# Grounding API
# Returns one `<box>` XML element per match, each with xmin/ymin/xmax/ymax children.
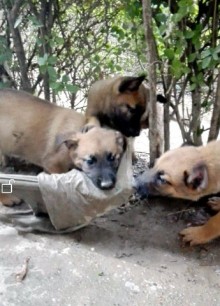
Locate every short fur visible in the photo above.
<box><xmin>134</xmin><ymin>140</ymin><xmax>220</xmax><ymax>245</ymax></box>
<box><xmin>85</xmin><ymin>75</ymin><xmax>166</xmax><ymax>137</ymax></box>
<box><xmin>0</xmin><ymin>89</ymin><xmax>126</xmax><ymax>205</ymax></box>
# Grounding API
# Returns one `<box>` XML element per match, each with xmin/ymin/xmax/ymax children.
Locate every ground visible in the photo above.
<box><xmin>1</xmin><ymin>134</ymin><xmax>220</xmax><ymax>306</ymax></box>
<box><xmin>1</xmin><ymin>196</ymin><xmax>220</xmax><ymax>306</ymax></box>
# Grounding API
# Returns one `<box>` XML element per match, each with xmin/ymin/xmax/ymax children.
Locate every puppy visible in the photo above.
<box><xmin>85</xmin><ymin>75</ymin><xmax>166</xmax><ymax>137</ymax></box>
<box><xmin>134</xmin><ymin>140</ymin><xmax>220</xmax><ymax>245</ymax></box>
<box><xmin>0</xmin><ymin>89</ymin><xmax>127</xmax><ymax>205</ymax></box>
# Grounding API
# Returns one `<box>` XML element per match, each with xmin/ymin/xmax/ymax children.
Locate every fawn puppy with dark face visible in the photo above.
<box><xmin>0</xmin><ymin>89</ymin><xmax>127</xmax><ymax>205</ymax></box>
<box><xmin>85</xmin><ymin>75</ymin><xmax>166</xmax><ymax>137</ymax></box>
<box><xmin>134</xmin><ymin>140</ymin><xmax>220</xmax><ymax>245</ymax></box>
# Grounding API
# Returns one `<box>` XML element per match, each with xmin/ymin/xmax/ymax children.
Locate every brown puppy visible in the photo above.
<box><xmin>0</xmin><ymin>89</ymin><xmax>127</xmax><ymax>205</ymax></box>
<box><xmin>85</xmin><ymin>75</ymin><xmax>166</xmax><ymax>137</ymax></box>
<box><xmin>134</xmin><ymin>140</ymin><xmax>220</xmax><ymax>245</ymax></box>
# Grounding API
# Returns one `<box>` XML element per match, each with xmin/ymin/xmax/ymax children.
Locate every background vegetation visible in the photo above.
<box><xmin>0</xmin><ymin>0</ymin><xmax>219</xmax><ymax>158</ymax></box>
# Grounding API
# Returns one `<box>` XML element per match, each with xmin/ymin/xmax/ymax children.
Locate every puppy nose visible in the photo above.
<box><xmin>100</xmin><ymin>180</ymin><xmax>114</xmax><ymax>190</ymax></box>
<box><xmin>98</xmin><ymin>177</ymin><xmax>116</xmax><ymax>190</ymax></box>
<box><xmin>132</xmin><ymin>176</ymin><xmax>149</xmax><ymax>199</ymax></box>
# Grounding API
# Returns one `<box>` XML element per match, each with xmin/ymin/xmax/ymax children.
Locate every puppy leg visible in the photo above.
<box><xmin>180</xmin><ymin>212</ymin><xmax>220</xmax><ymax>245</ymax></box>
<box><xmin>207</xmin><ymin>197</ymin><xmax>220</xmax><ymax>211</ymax></box>
<box><xmin>0</xmin><ymin>193</ymin><xmax>22</xmax><ymax>206</ymax></box>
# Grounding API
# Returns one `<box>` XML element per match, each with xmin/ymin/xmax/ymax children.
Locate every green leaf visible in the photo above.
<box><xmin>49</xmin><ymin>40</ymin><xmax>55</xmax><ymax>48</ymax></box>
<box><xmin>212</xmin><ymin>52</ymin><xmax>219</xmax><ymax>61</ymax></box>
<box><xmin>182</xmin><ymin>66</ymin><xmax>191</xmax><ymax>74</ymax></box>
<box><xmin>159</xmin><ymin>24</ymin><xmax>167</xmax><ymax>36</ymax></box>
<box><xmin>38</xmin><ymin>54</ymin><xmax>48</xmax><ymax>66</ymax></box>
<box><xmin>36</xmin><ymin>38</ymin><xmax>43</xmax><ymax>47</ymax></box>
<box><xmin>197</xmin><ymin>73</ymin><xmax>205</xmax><ymax>86</ymax></box>
<box><xmin>188</xmin><ymin>53</ymin><xmax>196</xmax><ymax>63</ymax></box>
<box><xmin>173</xmin><ymin>12</ymin><xmax>185</xmax><ymax>23</ymax></box>
<box><xmin>184</xmin><ymin>30</ymin><xmax>194</xmax><ymax>39</ymax></box>
<box><xmin>93</xmin><ymin>54</ymin><xmax>100</xmax><ymax>62</ymax></box>
<box><xmin>55</xmin><ymin>37</ymin><xmax>64</xmax><ymax>45</ymax></box>
<box><xmin>39</xmin><ymin>66</ymin><xmax>47</xmax><ymax>74</ymax></box>
<box><xmin>111</xmin><ymin>26</ymin><xmax>125</xmax><ymax>39</ymax></box>
<box><xmin>62</xmin><ymin>75</ymin><xmax>70</xmax><ymax>82</ymax></box>
<box><xmin>50</xmin><ymin>82</ymin><xmax>62</xmax><ymax>90</ymax></box>
<box><xmin>115</xmin><ymin>64</ymin><xmax>122</xmax><ymax>71</ymax></box>
<box><xmin>48</xmin><ymin>55</ymin><xmax>57</xmax><ymax>65</ymax></box>
<box><xmin>155</xmin><ymin>13</ymin><xmax>167</xmax><ymax>23</ymax></box>
<box><xmin>28</xmin><ymin>16</ymin><xmax>43</xmax><ymax>27</ymax></box>
<box><xmin>171</xmin><ymin>58</ymin><xmax>183</xmax><ymax>78</ymax></box>
<box><xmin>202</xmin><ymin>56</ymin><xmax>211</xmax><ymax>69</ymax></box>
<box><xmin>201</xmin><ymin>49</ymin><xmax>211</xmax><ymax>59</ymax></box>
<box><xmin>190</xmin><ymin>83</ymin><xmax>197</xmax><ymax>91</ymax></box>
<box><xmin>65</xmin><ymin>84</ymin><xmax>79</xmax><ymax>93</ymax></box>
<box><xmin>164</xmin><ymin>49</ymin><xmax>174</xmax><ymax>60</ymax></box>
<box><xmin>0</xmin><ymin>52</ymin><xmax>12</xmax><ymax>63</ymax></box>
<box><xmin>214</xmin><ymin>45</ymin><xmax>220</xmax><ymax>54</ymax></box>
<box><xmin>47</xmin><ymin>66</ymin><xmax>57</xmax><ymax>81</ymax></box>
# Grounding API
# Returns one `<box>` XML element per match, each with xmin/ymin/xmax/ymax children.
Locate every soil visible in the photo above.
<box><xmin>0</xmin><ymin>153</ymin><xmax>220</xmax><ymax>305</ymax></box>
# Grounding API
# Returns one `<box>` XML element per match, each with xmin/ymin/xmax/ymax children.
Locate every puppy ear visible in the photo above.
<box><xmin>184</xmin><ymin>163</ymin><xmax>208</xmax><ymax>191</ymax></box>
<box><xmin>55</xmin><ymin>133</ymin><xmax>78</xmax><ymax>150</ymax></box>
<box><xmin>156</xmin><ymin>94</ymin><xmax>167</xmax><ymax>104</ymax></box>
<box><xmin>118</xmin><ymin>75</ymin><xmax>146</xmax><ymax>93</ymax></box>
<box><xmin>115</xmin><ymin>131</ymin><xmax>127</xmax><ymax>151</ymax></box>
<box><xmin>64</xmin><ymin>139</ymin><xmax>78</xmax><ymax>150</ymax></box>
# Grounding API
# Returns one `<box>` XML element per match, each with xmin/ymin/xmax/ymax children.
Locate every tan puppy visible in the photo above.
<box><xmin>134</xmin><ymin>140</ymin><xmax>220</xmax><ymax>245</ymax></box>
<box><xmin>85</xmin><ymin>75</ymin><xmax>166</xmax><ymax>137</ymax></box>
<box><xmin>0</xmin><ymin>89</ymin><xmax>127</xmax><ymax>205</ymax></box>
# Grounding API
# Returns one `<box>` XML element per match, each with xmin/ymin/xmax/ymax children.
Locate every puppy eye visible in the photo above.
<box><xmin>158</xmin><ymin>175</ymin><xmax>166</xmax><ymax>184</ymax></box>
<box><xmin>86</xmin><ymin>155</ymin><xmax>97</xmax><ymax>165</ymax></box>
<box><xmin>157</xmin><ymin>171</ymin><xmax>171</xmax><ymax>185</ymax></box>
<box><xmin>107</xmin><ymin>152</ymin><xmax>115</xmax><ymax>162</ymax></box>
<box><xmin>126</xmin><ymin>104</ymin><xmax>136</xmax><ymax>113</ymax></box>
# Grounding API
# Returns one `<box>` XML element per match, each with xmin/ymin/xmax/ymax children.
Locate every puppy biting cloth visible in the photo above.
<box><xmin>0</xmin><ymin>148</ymin><xmax>132</xmax><ymax>233</ymax></box>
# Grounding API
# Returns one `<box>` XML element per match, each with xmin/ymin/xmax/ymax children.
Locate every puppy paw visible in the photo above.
<box><xmin>207</xmin><ymin>197</ymin><xmax>220</xmax><ymax>211</ymax></box>
<box><xmin>0</xmin><ymin>194</ymin><xmax>22</xmax><ymax>207</ymax></box>
<box><xmin>180</xmin><ymin>226</ymin><xmax>210</xmax><ymax>246</ymax></box>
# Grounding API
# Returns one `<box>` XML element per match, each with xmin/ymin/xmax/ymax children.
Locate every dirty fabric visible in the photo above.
<box><xmin>0</xmin><ymin>147</ymin><xmax>132</xmax><ymax>233</ymax></box>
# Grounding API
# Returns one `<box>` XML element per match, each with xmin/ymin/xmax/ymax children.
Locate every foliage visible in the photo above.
<box><xmin>0</xmin><ymin>0</ymin><xmax>145</xmax><ymax>108</ymax></box>
<box><xmin>152</xmin><ymin>0</ymin><xmax>220</xmax><ymax>144</ymax></box>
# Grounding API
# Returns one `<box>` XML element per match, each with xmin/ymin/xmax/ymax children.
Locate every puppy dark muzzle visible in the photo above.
<box><xmin>133</xmin><ymin>169</ymin><xmax>160</xmax><ymax>199</ymax></box>
<box><xmin>132</xmin><ymin>176</ymin><xmax>150</xmax><ymax>199</ymax></box>
<box><xmin>97</xmin><ymin>175</ymin><xmax>116</xmax><ymax>190</ymax></box>
<box><xmin>123</xmin><ymin>127</ymin><xmax>140</xmax><ymax>137</ymax></box>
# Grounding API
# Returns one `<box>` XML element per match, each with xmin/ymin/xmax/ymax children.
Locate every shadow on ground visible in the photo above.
<box><xmin>70</xmin><ymin>196</ymin><xmax>220</xmax><ymax>267</ymax></box>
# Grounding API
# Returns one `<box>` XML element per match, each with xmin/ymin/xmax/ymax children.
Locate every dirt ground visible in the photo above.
<box><xmin>1</xmin><ymin>139</ymin><xmax>220</xmax><ymax>305</ymax></box>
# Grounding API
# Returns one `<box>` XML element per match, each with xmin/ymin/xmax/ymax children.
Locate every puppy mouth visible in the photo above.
<box><xmin>120</xmin><ymin>127</ymin><xmax>140</xmax><ymax>137</ymax></box>
<box><xmin>126</xmin><ymin>130</ymin><xmax>140</xmax><ymax>137</ymax></box>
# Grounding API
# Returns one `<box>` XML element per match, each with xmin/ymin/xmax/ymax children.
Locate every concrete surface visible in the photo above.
<box><xmin>0</xmin><ymin>197</ymin><xmax>220</xmax><ymax>306</ymax></box>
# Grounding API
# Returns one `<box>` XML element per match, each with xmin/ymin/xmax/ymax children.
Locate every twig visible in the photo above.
<box><xmin>16</xmin><ymin>257</ymin><xmax>30</xmax><ymax>282</ymax></box>
<box><xmin>167</xmin><ymin>208</ymin><xmax>195</xmax><ymax>216</ymax></box>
